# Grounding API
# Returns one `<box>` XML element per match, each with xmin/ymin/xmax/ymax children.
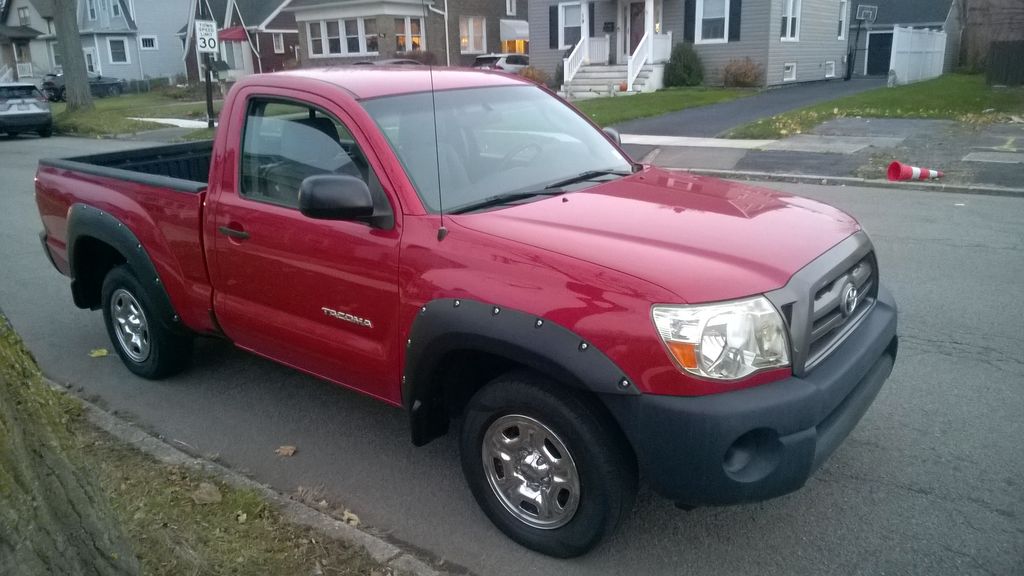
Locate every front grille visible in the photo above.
<box><xmin>805</xmin><ymin>254</ymin><xmax>877</xmax><ymax>369</ymax></box>
<box><xmin>765</xmin><ymin>232</ymin><xmax>877</xmax><ymax>376</ymax></box>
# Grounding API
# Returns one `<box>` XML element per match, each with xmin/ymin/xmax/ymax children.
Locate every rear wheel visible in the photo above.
<box><xmin>38</xmin><ymin>125</ymin><xmax>52</xmax><ymax>138</ymax></box>
<box><xmin>459</xmin><ymin>371</ymin><xmax>637</xmax><ymax>557</ymax></box>
<box><xmin>101</xmin><ymin>265</ymin><xmax>192</xmax><ymax>379</ymax></box>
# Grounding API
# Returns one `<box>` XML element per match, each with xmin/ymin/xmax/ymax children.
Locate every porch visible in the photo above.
<box><xmin>561</xmin><ymin>0</ymin><xmax>674</xmax><ymax>97</ymax></box>
<box><xmin>0</xmin><ymin>24</ymin><xmax>43</xmax><ymax>82</ymax></box>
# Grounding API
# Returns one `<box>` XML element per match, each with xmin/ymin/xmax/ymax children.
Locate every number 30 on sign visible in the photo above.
<box><xmin>196</xmin><ymin>20</ymin><xmax>218</xmax><ymax>54</ymax></box>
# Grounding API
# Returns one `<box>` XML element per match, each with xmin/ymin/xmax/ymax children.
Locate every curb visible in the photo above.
<box><xmin>666</xmin><ymin>168</ymin><xmax>1024</xmax><ymax>198</ymax></box>
<box><xmin>47</xmin><ymin>378</ymin><xmax>453</xmax><ymax>576</ymax></box>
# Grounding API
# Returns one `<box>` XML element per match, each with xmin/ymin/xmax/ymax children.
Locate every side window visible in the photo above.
<box><xmin>239</xmin><ymin>99</ymin><xmax>377</xmax><ymax>209</ymax></box>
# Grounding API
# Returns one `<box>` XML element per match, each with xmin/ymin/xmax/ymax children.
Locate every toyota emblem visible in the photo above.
<box><xmin>841</xmin><ymin>283</ymin><xmax>859</xmax><ymax>318</ymax></box>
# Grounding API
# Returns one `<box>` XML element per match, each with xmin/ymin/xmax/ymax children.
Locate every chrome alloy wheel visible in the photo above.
<box><xmin>110</xmin><ymin>288</ymin><xmax>151</xmax><ymax>363</ymax></box>
<box><xmin>482</xmin><ymin>414</ymin><xmax>581</xmax><ymax>529</ymax></box>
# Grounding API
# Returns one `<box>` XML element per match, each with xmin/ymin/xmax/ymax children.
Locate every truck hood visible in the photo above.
<box><xmin>453</xmin><ymin>168</ymin><xmax>861</xmax><ymax>303</ymax></box>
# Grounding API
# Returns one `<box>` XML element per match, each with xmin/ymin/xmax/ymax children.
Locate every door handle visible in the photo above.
<box><xmin>217</xmin><ymin>226</ymin><xmax>250</xmax><ymax>240</ymax></box>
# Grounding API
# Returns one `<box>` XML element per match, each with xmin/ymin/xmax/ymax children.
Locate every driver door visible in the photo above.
<box><xmin>208</xmin><ymin>92</ymin><xmax>403</xmax><ymax>403</ymax></box>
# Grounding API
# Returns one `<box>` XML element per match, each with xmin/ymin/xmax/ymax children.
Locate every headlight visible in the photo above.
<box><xmin>652</xmin><ymin>296</ymin><xmax>790</xmax><ymax>381</ymax></box>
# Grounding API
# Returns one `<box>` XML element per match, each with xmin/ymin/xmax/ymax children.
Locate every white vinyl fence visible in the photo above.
<box><xmin>889</xmin><ymin>26</ymin><xmax>946</xmax><ymax>85</ymax></box>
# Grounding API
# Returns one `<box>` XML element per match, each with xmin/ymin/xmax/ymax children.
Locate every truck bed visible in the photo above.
<box><xmin>39</xmin><ymin>141</ymin><xmax>213</xmax><ymax>193</ymax></box>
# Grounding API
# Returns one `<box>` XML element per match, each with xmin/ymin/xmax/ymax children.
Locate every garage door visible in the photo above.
<box><xmin>867</xmin><ymin>32</ymin><xmax>894</xmax><ymax>76</ymax></box>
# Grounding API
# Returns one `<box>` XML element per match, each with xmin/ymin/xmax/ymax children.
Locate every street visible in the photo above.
<box><xmin>1</xmin><ymin>136</ymin><xmax>1022</xmax><ymax>575</ymax></box>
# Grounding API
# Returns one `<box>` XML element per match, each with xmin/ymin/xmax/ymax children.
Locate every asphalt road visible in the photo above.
<box><xmin>2</xmin><ymin>136</ymin><xmax>1022</xmax><ymax>576</ymax></box>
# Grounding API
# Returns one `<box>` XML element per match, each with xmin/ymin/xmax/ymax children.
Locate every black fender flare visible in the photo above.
<box><xmin>66</xmin><ymin>203</ymin><xmax>183</xmax><ymax>332</ymax></box>
<box><xmin>403</xmin><ymin>298</ymin><xmax>639</xmax><ymax>446</ymax></box>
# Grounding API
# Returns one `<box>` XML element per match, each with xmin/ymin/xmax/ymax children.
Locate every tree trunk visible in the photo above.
<box><xmin>0</xmin><ymin>314</ymin><xmax>138</xmax><ymax>576</ymax></box>
<box><xmin>53</xmin><ymin>0</ymin><xmax>93</xmax><ymax>112</ymax></box>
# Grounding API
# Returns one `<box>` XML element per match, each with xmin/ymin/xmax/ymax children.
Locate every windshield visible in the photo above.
<box><xmin>361</xmin><ymin>85</ymin><xmax>632</xmax><ymax>213</ymax></box>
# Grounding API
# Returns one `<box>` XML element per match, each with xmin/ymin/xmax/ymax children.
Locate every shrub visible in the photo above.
<box><xmin>518</xmin><ymin>66</ymin><xmax>550</xmax><ymax>85</ymax></box>
<box><xmin>664</xmin><ymin>43</ymin><xmax>704</xmax><ymax>87</ymax></box>
<box><xmin>723</xmin><ymin>57</ymin><xmax>764</xmax><ymax>87</ymax></box>
<box><xmin>397</xmin><ymin>51</ymin><xmax>438</xmax><ymax>65</ymax></box>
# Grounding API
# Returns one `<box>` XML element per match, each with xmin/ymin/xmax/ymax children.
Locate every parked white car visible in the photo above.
<box><xmin>472</xmin><ymin>54</ymin><xmax>530</xmax><ymax>73</ymax></box>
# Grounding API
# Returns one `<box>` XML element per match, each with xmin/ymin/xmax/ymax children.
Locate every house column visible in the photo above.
<box><xmin>581</xmin><ymin>0</ymin><xmax>590</xmax><ymax>64</ymax></box>
<box><xmin>645</xmin><ymin>0</ymin><xmax>654</xmax><ymax>59</ymax></box>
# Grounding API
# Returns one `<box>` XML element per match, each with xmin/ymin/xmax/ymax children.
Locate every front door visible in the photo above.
<box><xmin>867</xmin><ymin>32</ymin><xmax>893</xmax><ymax>76</ymax></box>
<box><xmin>629</xmin><ymin>2</ymin><xmax>645</xmax><ymax>54</ymax></box>
<box><xmin>208</xmin><ymin>88</ymin><xmax>403</xmax><ymax>403</ymax></box>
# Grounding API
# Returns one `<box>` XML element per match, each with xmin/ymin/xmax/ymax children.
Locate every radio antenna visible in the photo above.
<box><xmin>421</xmin><ymin>0</ymin><xmax>447</xmax><ymax>241</ymax></box>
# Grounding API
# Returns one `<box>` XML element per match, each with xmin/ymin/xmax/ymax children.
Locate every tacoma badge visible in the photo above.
<box><xmin>322</xmin><ymin>307</ymin><xmax>373</xmax><ymax>328</ymax></box>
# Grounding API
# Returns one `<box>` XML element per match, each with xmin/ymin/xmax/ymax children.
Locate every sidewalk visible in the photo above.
<box><xmin>626</xmin><ymin>118</ymin><xmax>1024</xmax><ymax>193</ymax></box>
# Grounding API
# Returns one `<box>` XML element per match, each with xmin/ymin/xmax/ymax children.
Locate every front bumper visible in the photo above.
<box><xmin>602</xmin><ymin>286</ymin><xmax>898</xmax><ymax>506</ymax></box>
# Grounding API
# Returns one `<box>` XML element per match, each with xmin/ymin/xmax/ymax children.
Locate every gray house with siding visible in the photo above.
<box><xmin>530</xmin><ymin>0</ymin><xmax>855</xmax><ymax>95</ymax></box>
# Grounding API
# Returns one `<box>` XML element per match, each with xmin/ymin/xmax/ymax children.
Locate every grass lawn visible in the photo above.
<box><xmin>728</xmin><ymin>73</ymin><xmax>1024</xmax><ymax>139</ymax></box>
<box><xmin>52</xmin><ymin>91</ymin><xmax>224</xmax><ymax>137</ymax></box>
<box><xmin>574</xmin><ymin>86</ymin><xmax>754</xmax><ymax>127</ymax></box>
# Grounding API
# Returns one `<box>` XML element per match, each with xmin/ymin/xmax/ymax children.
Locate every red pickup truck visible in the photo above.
<box><xmin>36</xmin><ymin>68</ymin><xmax>897</xmax><ymax>557</ymax></box>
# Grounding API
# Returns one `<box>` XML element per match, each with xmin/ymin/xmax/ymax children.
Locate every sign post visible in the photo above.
<box><xmin>195</xmin><ymin>19</ymin><xmax>218</xmax><ymax>129</ymax></box>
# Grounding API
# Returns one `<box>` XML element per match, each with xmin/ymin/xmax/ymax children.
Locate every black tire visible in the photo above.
<box><xmin>101</xmin><ymin>265</ymin><xmax>192</xmax><ymax>379</ymax></box>
<box><xmin>58</xmin><ymin>87</ymin><xmax>66</xmax><ymax>102</ymax></box>
<box><xmin>459</xmin><ymin>370</ymin><xmax>637</xmax><ymax>557</ymax></box>
<box><xmin>38</xmin><ymin>125</ymin><xmax>52</xmax><ymax>138</ymax></box>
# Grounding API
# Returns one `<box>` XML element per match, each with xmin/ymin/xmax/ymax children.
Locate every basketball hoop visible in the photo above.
<box><xmin>856</xmin><ymin>4</ymin><xmax>878</xmax><ymax>23</ymax></box>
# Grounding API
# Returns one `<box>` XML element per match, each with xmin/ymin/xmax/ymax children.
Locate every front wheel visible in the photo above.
<box><xmin>459</xmin><ymin>371</ymin><xmax>637</xmax><ymax>557</ymax></box>
<box><xmin>101</xmin><ymin>265</ymin><xmax>192</xmax><ymax>379</ymax></box>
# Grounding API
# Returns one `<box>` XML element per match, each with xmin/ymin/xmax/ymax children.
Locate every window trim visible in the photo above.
<box><xmin>783</xmin><ymin>62</ymin><xmax>796</xmax><ymax>82</ymax></box>
<box><xmin>273</xmin><ymin>33</ymin><xmax>285</xmax><ymax>54</ymax></box>
<box><xmin>107</xmin><ymin>36</ymin><xmax>130</xmax><ymax>64</ymax></box>
<box><xmin>87</xmin><ymin>0</ymin><xmax>97</xmax><ymax>20</ymax></box>
<box><xmin>111</xmin><ymin>0</ymin><xmax>121</xmax><ymax>18</ymax></box>
<box><xmin>460</xmin><ymin>15</ymin><xmax>487</xmax><ymax>54</ymax></box>
<box><xmin>557</xmin><ymin>3</ymin><xmax>581</xmax><ymax>50</ymax></box>
<box><xmin>506</xmin><ymin>0</ymin><xmax>517</xmax><ymax>17</ymax></box>
<box><xmin>18</xmin><ymin>6</ymin><xmax>30</xmax><ymax>26</ymax></box>
<box><xmin>825</xmin><ymin>60</ymin><xmax>836</xmax><ymax>78</ymax></box>
<box><xmin>695</xmin><ymin>0</ymin><xmax>730</xmax><ymax>45</ymax></box>
<box><xmin>781</xmin><ymin>0</ymin><xmax>801</xmax><ymax>42</ymax></box>
<box><xmin>139</xmin><ymin>35</ymin><xmax>158</xmax><ymax>51</ymax></box>
<box><xmin>838</xmin><ymin>0</ymin><xmax>848</xmax><ymax>40</ymax></box>
<box><xmin>306</xmin><ymin>18</ymin><xmax>380</xmax><ymax>58</ymax></box>
<box><xmin>394</xmin><ymin>16</ymin><xmax>425</xmax><ymax>52</ymax></box>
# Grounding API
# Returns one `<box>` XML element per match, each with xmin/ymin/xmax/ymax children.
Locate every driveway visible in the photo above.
<box><xmin>613</xmin><ymin>78</ymin><xmax>886</xmax><ymax>137</ymax></box>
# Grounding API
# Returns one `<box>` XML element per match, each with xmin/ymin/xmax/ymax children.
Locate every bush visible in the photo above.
<box><xmin>518</xmin><ymin>66</ymin><xmax>550</xmax><ymax>85</ymax></box>
<box><xmin>723</xmin><ymin>57</ymin><xmax>763</xmax><ymax>87</ymax></box>
<box><xmin>397</xmin><ymin>51</ymin><xmax>438</xmax><ymax>65</ymax></box>
<box><xmin>664</xmin><ymin>43</ymin><xmax>704</xmax><ymax>87</ymax></box>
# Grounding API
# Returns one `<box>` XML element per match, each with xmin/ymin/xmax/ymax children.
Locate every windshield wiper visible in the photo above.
<box><xmin>544</xmin><ymin>169</ymin><xmax>631</xmax><ymax>190</ymax></box>
<box><xmin>449</xmin><ymin>190</ymin><xmax>566</xmax><ymax>214</ymax></box>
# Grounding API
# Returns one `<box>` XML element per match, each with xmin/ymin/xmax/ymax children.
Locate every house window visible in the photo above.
<box><xmin>696</xmin><ymin>0</ymin><xmax>728</xmax><ymax>44</ymax></box>
<box><xmin>395</xmin><ymin>17</ymin><xmax>424</xmax><ymax>51</ymax></box>
<box><xmin>111</xmin><ymin>0</ymin><xmax>121</xmax><ymax>17</ymax></box>
<box><xmin>558</xmin><ymin>3</ymin><xmax>581</xmax><ymax>50</ymax></box>
<box><xmin>273</xmin><ymin>33</ymin><xmax>285</xmax><ymax>53</ymax></box>
<box><xmin>18</xmin><ymin>7</ymin><xmax>30</xmax><ymax>26</ymax></box>
<box><xmin>506</xmin><ymin>0</ymin><xmax>517</xmax><ymax>17</ymax></box>
<box><xmin>825</xmin><ymin>60</ymin><xmax>836</xmax><ymax>77</ymax></box>
<box><xmin>781</xmin><ymin>0</ymin><xmax>801</xmax><ymax>41</ymax></box>
<box><xmin>459</xmin><ymin>16</ymin><xmax>486</xmax><ymax>54</ymax></box>
<box><xmin>140</xmin><ymin>36</ymin><xmax>158</xmax><ymax>50</ymax></box>
<box><xmin>108</xmin><ymin>38</ymin><xmax>129</xmax><ymax>63</ymax></box>
<box><xmin>51</xmin><ymin>42</ymin><xmax>63</xmax><ymax>68</ymax></box>
<box><xmin>307</xmin><ymin>19</ymin><xmax>379</xmax><ymax>57</ymax></box>
<box><xmin>838</xmin><ymin>0</ymin><xmax>848</xmax><ymax>40</ymax></box>
<box><xmin>87</xmin><ymin>0</ymin><xmax>97</xmax><ymax>20</ymax></box>
<box><xmin>783</xmin><ymin>62</ymin><xmax>796</xmax><ymax>81</ymax></box>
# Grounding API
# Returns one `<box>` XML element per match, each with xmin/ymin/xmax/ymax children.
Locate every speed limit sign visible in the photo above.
<box><xmin>195</xmin><ymin>20</ymin><xmax>218</xmax><ymax>54</ymax></box>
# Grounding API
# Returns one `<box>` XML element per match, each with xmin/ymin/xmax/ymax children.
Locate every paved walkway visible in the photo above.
<box><xmin>613</xmin><ymin>78</ymin><xmax>886</xmax><ymax>137</ymax></box>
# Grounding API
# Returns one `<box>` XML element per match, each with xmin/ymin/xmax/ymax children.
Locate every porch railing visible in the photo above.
<box><xmin>627</xmin><ymin>31</ymin><xmax>651</xmax><ymax>91</ymax></box>
<box><xmin>588</xmin><ymin>34</ymin><xmax>611</xmax><ymax>65</ymax></box>
<box><xmin>563</xmin><ymin>38</ymin><xmax>586</xmax><ymax>84</ymax></box>
<box><xmin>16</xmin><ymin>62</ymin><xmax>33</xmax><ymax>78</ymax></box>
<box><xmin>652</xmin><ymin>31</ymin><xmax>673</xmax><ymax>63</ymax></box>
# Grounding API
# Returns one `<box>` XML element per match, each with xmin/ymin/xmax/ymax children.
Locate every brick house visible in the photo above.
<box><xmin>284</xmin><ymin>0</ymin><xmax>529</xmax><ymax>68</ymax></box>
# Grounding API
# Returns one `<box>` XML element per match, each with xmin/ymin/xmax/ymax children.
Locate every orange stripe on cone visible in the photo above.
<box><xmin>888</xmin><ymin>161</ymin><xmax>944</xmax><ymax>181</ymax></box>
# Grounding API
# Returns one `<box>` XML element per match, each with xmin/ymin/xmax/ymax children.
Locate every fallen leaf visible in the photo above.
<box><xmin>342</xmin><ymin>510</ymin><xmax>360</xmax><ymax>526</ymax></box>
<box><xmin>275</xmin><ymin>445</ymin><xmax>297</xmax><ymax>457</ymax></box>
<box><xmin>192</xmin><ymin>482</ymin><xmax>222</xmax><ymax>504</ymax></box>
<box><xmin>89</xmin><ymin>348</ymin><xmax>109</xmax><ymax>358</ymax></box>
<box><xmin>235</xmin><ymin>511</ymin><xmax>247</xmax><ymax>524</ymax></box>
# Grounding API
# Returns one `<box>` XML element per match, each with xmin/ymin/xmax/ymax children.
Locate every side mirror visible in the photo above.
<box><xmin>603</xmin><ymin>127</ymin><xmax>621</xmax><ymax>146</ymax></box>
<box><xmin>299</xmin><ymin>175</ymin><xmax>374</xmax><ymax>221</ymax></box>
